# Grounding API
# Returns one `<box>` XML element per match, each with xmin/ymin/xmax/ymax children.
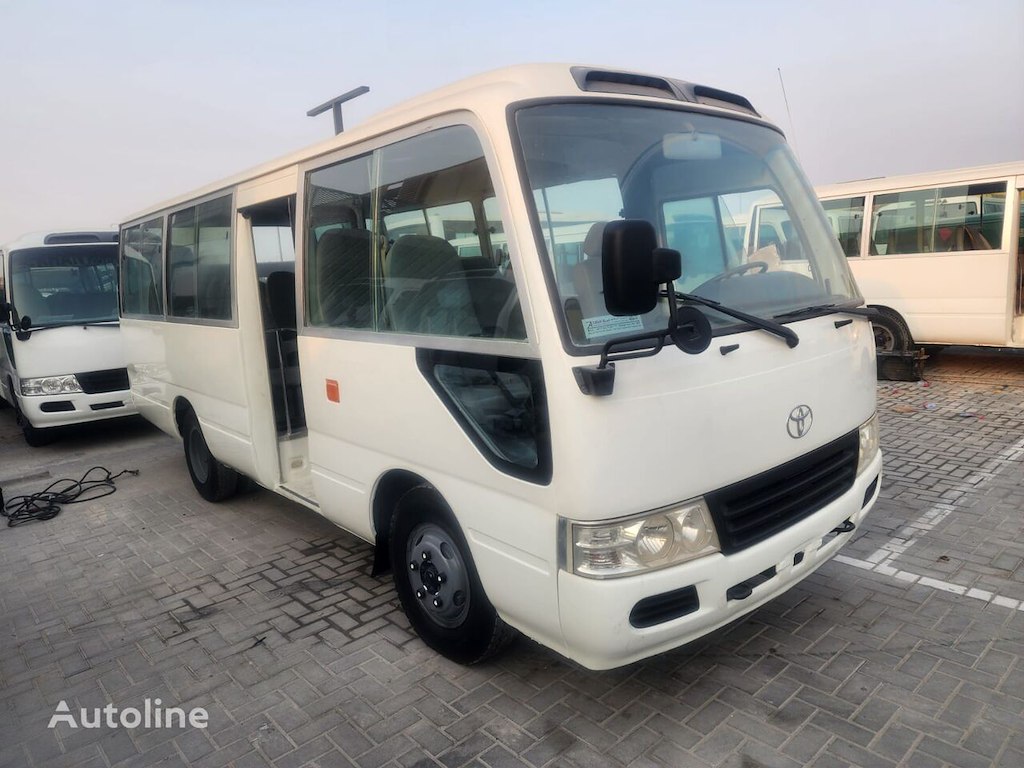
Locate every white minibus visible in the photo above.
<box><xmin>814</xmin><ymin>162</ymin><xmax>1024</xmax><ymax>351</ymax></box>
<box><xmin>119</xmin><ymin>64</ymin><xmax>881</xmax><ymax>669</ymax></box>
<box><xmin>0</xmin><ymin>230</ymin><xmax>136</xmax><ymax>445</ymax></box>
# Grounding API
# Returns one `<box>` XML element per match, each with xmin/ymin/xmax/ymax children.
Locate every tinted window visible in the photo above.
<box><xmin>168</xmin><ymin>195</ymin><xmax>233</xmax><ymax>320</ymax></box>
<box><xmin>821</xmin><ymin>197</ymin><xmax>865</xmax><ymax>257</ymax></box>
<box><xmin>306</xmin><ymin>125</ymin><xmax>524</xmax><ymax>340</ymax></box>
<box><xmin>121</xmin><ymin>217</ymin><xmax>164</xmax><ymax>316</ymax></box>
<box><xmin>871</xmin><ymin>183</ymin><xmax>1004</xmax><ymax>255</ymax></box>
<box><xmin>10</xmin><ymin>245</ymin><xmax>119</xmax><ymax>325</ymax></box>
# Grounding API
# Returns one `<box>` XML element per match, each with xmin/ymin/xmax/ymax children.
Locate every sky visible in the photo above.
<box><xmin>0</xmin><ymin>0</ymin><xmax>1021</xmax><ymax>244</ymax></box>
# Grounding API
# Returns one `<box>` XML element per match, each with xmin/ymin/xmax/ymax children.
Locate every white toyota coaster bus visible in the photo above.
<box><xmin>815</xmin><ymin>162</ymin><xmax>1024</xmax><ymax>352</ymax></box>
<box><xmin>0</xmin><ymin>230</ymin><xmax>136</xmax><ymax>445</ymax></box>
<box><xmin>119</xmin><ymin>65</ymin><xmax>881</xmax><ymax>669</ymax></box>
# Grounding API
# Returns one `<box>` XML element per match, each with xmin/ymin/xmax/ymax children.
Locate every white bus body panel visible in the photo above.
<box><xmin>0</xmin><ymin>325</ymin><xmax>136</xmax><ymax>427</ymax></box>
<box><xmin>299</xmin><ymin>317</ymin><xmax>878</xmax><ymax>669</ymax></box>
<box><xmin>123</xmin><ymin>322</ymin><xmax>256</xmax><ymax>472</ymax></box>
<box><xmin>851</xmin><ymin>250</ymin><xmax>1012</xmax><ymax>345</ymax></box>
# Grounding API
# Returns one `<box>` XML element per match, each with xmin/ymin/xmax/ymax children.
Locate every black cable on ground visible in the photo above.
<box><xmin>1</xmin><ymin>466</ymin><xmax>139</xmax><ymax>527</ymax></box>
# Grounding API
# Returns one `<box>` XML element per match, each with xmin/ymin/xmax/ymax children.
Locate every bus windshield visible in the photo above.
<box><xmin>515</xmin><ymin>103</ymin><xmax>859</xmax><ymax>348</ymax></box>
<box><xmin>9</xmin><ymin>246</ymin><xmax>119</xmax><ymax>326</ymax></box>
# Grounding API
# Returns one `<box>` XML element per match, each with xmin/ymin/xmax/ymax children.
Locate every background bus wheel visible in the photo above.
<box><xmin>871</xmin><ymin>308</ymin><xmax>913</xmax><ymax>353</ymax></box>
<box><xmin>182</xmin><ymin>411</ymin><xmax>239</xmax><ymax>502</ymax></box>
<box><xmin>390</xmin><ymin>487</ymin><xmax>514</xmax><ymax>665</ymax></box>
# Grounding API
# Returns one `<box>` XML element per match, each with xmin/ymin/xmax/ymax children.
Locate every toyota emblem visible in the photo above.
<box><xmin>787</xmin><ymin>405</ymin><xmax>813</xmax><ymax>438</ymax></box>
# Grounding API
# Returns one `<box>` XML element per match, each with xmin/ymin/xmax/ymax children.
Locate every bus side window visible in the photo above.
<box><xmin>312</xmin><ymin>228</ymin><xmax>375</xmax><ymax>328</ymax></box>
<box><xmin>821</xmin><ymin>197</ymin><xmax>864</xmax><ymax>258</ymax></box>
<box><xmin>168</xmin><ymin>248</ymin><xmax>196</xmax><ymax>316</ymax></box>
<box><xmin>385</xmin><ymin>234</ymin><xmax>480</xmax><ymax>336</ymax></box>
<box><xmin>306</xmin><ymin>126</ymin><xmax>523</xmax><ymax>340</ymax></box>
<box><xmin>121</xmin><ymin>219</ymin><xmax>164</xmax><ymax>316</ymax></box>
<box><xmin>306</xmin><ymin>154</ymin><xmax>375</xmax><ymax>329</ymax></box>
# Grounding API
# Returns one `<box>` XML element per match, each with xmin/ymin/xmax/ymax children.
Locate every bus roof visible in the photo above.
<box><xmin>3</xmin><ymin>229</ymin><xmax>118</xmax><ymax>252</ymax></box>
<box><xmin>816</xmin><ymin>161</ymin><xmax>1024</xmax><ymax>199</ymax></box>
<box><xmin>120</xmin><ymin>63</ymin><xmax>778</xmax><ymax>225</ymax></box>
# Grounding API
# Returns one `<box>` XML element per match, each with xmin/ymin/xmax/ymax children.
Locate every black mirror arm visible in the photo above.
<box><xmin>8</xmin><ymin>306</ymin><xmax>33</xmax><ymax>339</ymax></box>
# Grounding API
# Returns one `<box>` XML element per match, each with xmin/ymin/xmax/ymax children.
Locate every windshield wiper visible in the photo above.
<box><xmin>663</xmin><ymin>289</ymin><xmax>799</xmax><ymax>348</ymax></box>
<box><xmin>15</xmin><ymin>320</ymin><xmax>118</xmax><ymax>335</ymax></box>
<box><xmin>773</xmin><ymin>304</ymin><xmax>878</xmax><ymax>321</ymax></box>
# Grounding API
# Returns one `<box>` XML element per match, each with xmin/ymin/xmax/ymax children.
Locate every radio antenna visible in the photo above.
<box><xmin>777</xmin><ymin>68</ymin><xmax>799</xmax><ymax>153</ymax></box>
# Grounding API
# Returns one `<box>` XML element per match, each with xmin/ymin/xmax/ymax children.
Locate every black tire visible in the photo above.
<box><xmin>12</xmin><ymin>390</ymin><xmax>53</xmax><ymax>447</ymax></box>
<box><xmin>182</xmin><ymin>411</ymin><xmax>239</xmax><ymax>502</ymax></box>
<box><xmin>871</xmin><ymin>307</ymin><xmax>913</xmax><ymax>353</ymax></box>
<box><xmin>390</xmin><ymin>486</ymin><xmax>514</xmax><ymax>665</ymax></box>
<box><xmin>22</xmin><ymin>421</ymin><xmax>54</xmax><ymax>447</ymax></box>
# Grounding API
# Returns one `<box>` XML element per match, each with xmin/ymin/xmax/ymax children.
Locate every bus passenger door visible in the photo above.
<box><xmin>240</xmin><ymin>196</ymin><xmax>310</xmax><ymax>492</ymax></box>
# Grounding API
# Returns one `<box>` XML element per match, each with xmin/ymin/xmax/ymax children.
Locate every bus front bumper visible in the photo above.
<box><xmin>555</xmin><ymin>454</ymin><xmax>882</xmax><ymax>670</ymax></box>
<box><xmin>20</xmin><ymin>391</ymin><xmax>137</xmax><ymax>429</ymax></box>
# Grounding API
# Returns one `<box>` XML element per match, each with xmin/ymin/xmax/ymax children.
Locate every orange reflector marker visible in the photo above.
<box><xmin>325</xmin><ymin>379</ymin><xmax>340</xmax><ymax>402</ymax></box>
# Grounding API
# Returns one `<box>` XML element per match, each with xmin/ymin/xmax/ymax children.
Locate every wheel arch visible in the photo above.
<box><xmin>173</xmin><ymin>396</ymin><xmax>195</xmax><ymax>438</ymax></box>
<box><xmin>867</xmin><ymin>303</ymin><xmax>915</xmax><ymax>347</ymax></box>
<box><xmin>370</xmin><ymin>469</ymin><xmax>433</xmax><ymax>576</ymax></box>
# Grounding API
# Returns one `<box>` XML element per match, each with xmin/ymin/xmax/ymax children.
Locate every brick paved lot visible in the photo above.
<box><xmin>0</xmin><ymin>349</ymin><xmax>1022</xmax><ymax>768</ymax></box>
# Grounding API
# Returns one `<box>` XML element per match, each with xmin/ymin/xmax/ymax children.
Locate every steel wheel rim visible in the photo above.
<box><xmin>873</xmin><ymin>323</ymin><xmax>896</xmax><ymax>352</ymax></box>
<box><xmin>406</xmin><ymin>522</ymin><xmax>471</xmax><ymax>628</ymax></box>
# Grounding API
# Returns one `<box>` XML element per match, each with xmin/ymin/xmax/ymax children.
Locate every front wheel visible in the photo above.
<box><xmin>390</xmin><ymin>487</ymin><xmax>514</xmax><ymax>664</ymax></box>
<box><xmin>12</xmin><ymin>391</ymin><xmax>53</xmax><ymax>447</ymax></box>
<box><xmin>182</xmin><ymin>411</ymin><xmax>239</xmax><ymax>502</ymax></box>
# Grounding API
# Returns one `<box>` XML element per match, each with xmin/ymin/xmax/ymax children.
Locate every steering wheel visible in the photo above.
<box><xmin>697</xmin><ymin>260</ymin><xmax>769</xmax><ymax>288</ymax></box>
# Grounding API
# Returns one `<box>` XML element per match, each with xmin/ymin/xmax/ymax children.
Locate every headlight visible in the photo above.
<box><xmin>569</xmin><ymin>500</ymin><xmax>720</xmax><ymax>578</ymax></box>
<box><xmin>858</xmin><ymin>413</ymin><xmax>880</xmax><ymax>475</ymax></box>
<box><xmin>20</xmin><ymin>375</ymin><xmax>83</xmax><ymax>396</ymax></box>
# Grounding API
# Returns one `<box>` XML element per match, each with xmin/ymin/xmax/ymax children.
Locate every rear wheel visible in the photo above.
<box><xmin>871</xmin><ymin>307</ymin><xmax>913</xmax><ymax>353</ymax></box>
<box><xmin>182</xmin><ymin>411</ymin><xmax>239</xmax><ymax>502</ymax></box>
<box><xmin>390</xmin><ymin>486</ymin><xmax>514</xmax><ymax>664</ymax></box>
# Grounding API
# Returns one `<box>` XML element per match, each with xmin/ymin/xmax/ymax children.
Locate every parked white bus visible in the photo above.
<box><xmin>119</xmin><ymin>64</ymin><xmax>881</xmax><ymax>669</ymax></box>
<box><xmin>0</xmin><ymin>230</ymin><xmax>136</xmax><ymax>445</ymax></box>
<box><xmin>813</xmin><ymin>162</ymin><xmax>1024</xmax><ymax>351</ymax></box>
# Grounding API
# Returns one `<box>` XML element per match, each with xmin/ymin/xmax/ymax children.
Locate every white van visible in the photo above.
<box><xmin>0</xmin><ymin>230</ymin><xmax>136</xmax><ymax>445</ymax></box>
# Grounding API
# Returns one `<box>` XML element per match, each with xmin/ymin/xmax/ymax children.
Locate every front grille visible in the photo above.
<box><xmin>75</xmin><ymin>368</ymin><xmax>129</xmax><ymax>394</ymax></box>
<box><xmin>706</xmin><ymin>431</ymin><xmax>859</xmax><ymax>554</ymax></box>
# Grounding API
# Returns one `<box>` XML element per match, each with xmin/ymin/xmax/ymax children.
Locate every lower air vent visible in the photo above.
<box><xmin>629</xmin><ymin>585</ymin><xmax>699</xmax><ymax>628</ymax></box>
<box><xmin>41</xmin><ymin>401</ymin><xmax>74</xmax><ymax>413</ymax></box>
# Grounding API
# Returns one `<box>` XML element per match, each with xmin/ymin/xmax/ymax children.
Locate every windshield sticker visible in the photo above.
<box><xmin>582</xmin><ymin>314</ymin><xmax>644</xmax><ymax>340</ymax></box>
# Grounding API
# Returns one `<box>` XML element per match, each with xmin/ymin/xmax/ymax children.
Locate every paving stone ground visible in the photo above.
<box><xmin>0</xmin><ymin>348</ymin><xmax>1022</xmax><ymax>768</ymax></box>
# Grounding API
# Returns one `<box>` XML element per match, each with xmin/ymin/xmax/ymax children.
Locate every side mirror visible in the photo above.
<box><xmin>602</xmin><ymin>220</ymin><xmax>681</xmax><ymax>315</ymax></box>
<box><xmin>14</xmin><ymin>315</ymin><xmax>31</xmax><ymax>341</ymax></box>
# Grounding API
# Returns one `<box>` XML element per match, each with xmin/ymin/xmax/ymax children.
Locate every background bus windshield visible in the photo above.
<box><xmin>10</xmin><ymin>246</ymin><xmax>118</xmax><ymax>326</ymax></box>
<box><xmin>515</xmin><ymin>103</ymin><xmax>859</xmax><ymax>348</ymax></box>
